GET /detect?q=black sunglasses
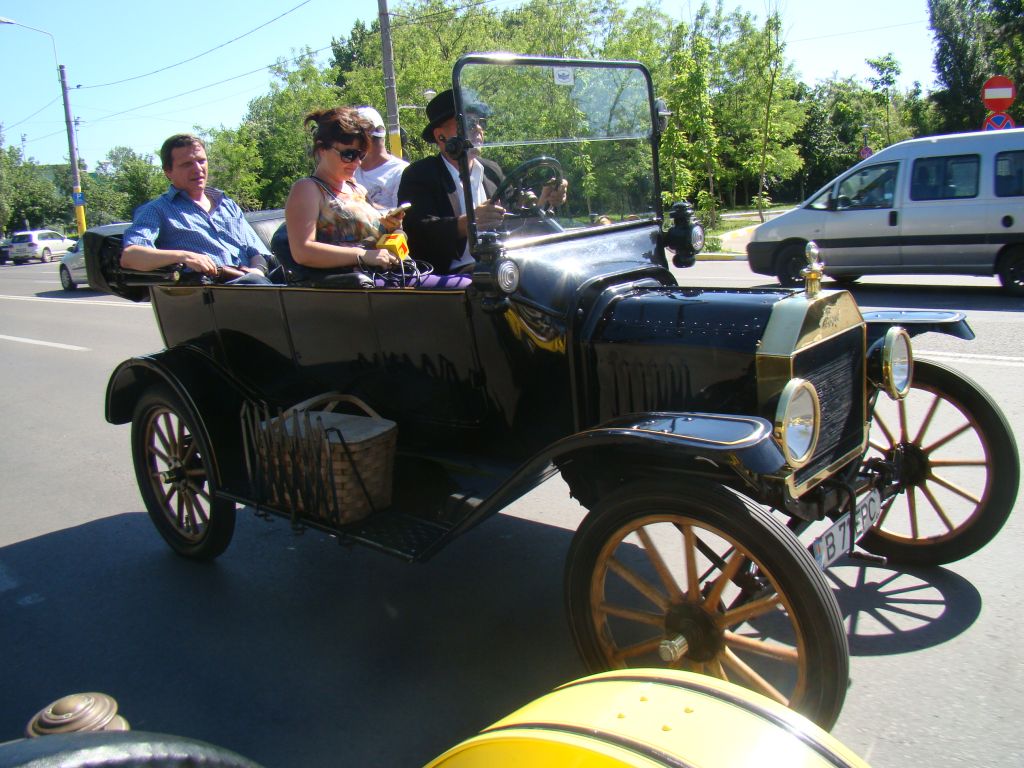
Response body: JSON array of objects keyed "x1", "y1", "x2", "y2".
[{"x1": 334, "y1": 147, "x2": 367, "y2": 163}]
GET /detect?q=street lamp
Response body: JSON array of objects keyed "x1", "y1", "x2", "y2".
[{"x1": 0, "y1": 17, "x2": 87, "y2": 236}]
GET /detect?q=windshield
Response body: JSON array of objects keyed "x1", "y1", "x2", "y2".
[{"x1": 455, "y1": 57, "x2": 658, "y2": 248}]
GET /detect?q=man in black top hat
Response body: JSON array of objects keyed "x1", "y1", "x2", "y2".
[{"x1": 396, "y1": 89, "x2": 508, "y2": 274}]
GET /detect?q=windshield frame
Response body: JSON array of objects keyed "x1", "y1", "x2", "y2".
[{"x1": 451, "y1": 53, "x2": 663, "y2": 260}]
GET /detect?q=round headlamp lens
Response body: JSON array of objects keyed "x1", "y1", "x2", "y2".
[
  {"x1": 882, "y1": 327, "x2": 913, "y2": 399},
  {"x1": 775, "y1": 378, "x2": 820, "y2": 467},
  {"x1": 495, "y1": 258, "x2": 520, "y2": 294},
  {"x1": 690, "y1": 224, "x2": 705, "y2": 252}
]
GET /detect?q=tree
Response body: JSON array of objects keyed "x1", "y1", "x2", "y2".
[
  {"x1": 928, "y1": 0, "x2": 993, "y2": 132},
  {"x1": 866, "y1": 53, "x2": 901, "y2": 144}
]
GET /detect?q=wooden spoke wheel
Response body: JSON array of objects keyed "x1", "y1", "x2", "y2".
[
  {"x1": 861, "y1": 359, "x2": 1018, "y2": 565},
  {"x1": 131, "y1": 386, "x2": 235, "y2": 560},
  {"x1": 565, "y1": 480, "x2": 848, "y2": 729}
]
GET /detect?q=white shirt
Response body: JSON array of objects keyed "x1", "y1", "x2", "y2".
[
  {"x1": 355, "y1": 156, "x2": 409, "y2": 209},
  {"x1": 443, "y1": 156, "x2": 486, "y2": 271}
]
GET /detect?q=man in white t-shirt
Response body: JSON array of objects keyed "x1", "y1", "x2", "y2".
[{"x1": 354, "y1": 106, "x2": 409, "y2": 209}]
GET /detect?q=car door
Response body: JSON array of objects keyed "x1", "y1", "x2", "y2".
[
  {"x1": 821, "y1": 162, "x2": 902, "y2": 271},
  {"x1": 900, "y1": 153, "x2": 988, "y2": 271}
]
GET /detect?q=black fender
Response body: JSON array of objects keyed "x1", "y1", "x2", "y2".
[
  {"x1": 106, "y1": 346, "x2": 257, "y2": 494},
  {"x1": 439, "y1": 412, "x2": 785, "y2": 549},
  {"x1": 863, "y1": 309, "x2": 975, "y2": 345}
]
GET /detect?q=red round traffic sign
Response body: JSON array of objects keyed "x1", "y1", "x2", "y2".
[
  {"x1": 983, "y1": 112, "x2": 1016, "y2": 131},
  {"x1": 982, "y1": 75, "x2": 1016, "y2": 112}
]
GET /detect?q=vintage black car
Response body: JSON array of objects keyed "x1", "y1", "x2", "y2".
[{"x1": 87, "y1": 54, "x2": 1017, "y2": 730}]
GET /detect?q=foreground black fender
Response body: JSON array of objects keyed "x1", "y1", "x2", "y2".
[
  {"x1": 441, "y1": 412, "x2": 785, "y2": 546},
  {"x1": 106, "y1": 346, "x2": 257, "y2": 494}
]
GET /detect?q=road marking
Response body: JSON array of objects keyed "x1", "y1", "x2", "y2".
[
  {"x1": 917, "y1": 350, "x2": 1024, "y2": 368},
  {"x1": 0, "y1": 294, "x2": 145, "y2": 308},
  {"x1": 0, "y1": 334, "x2": 90, "y2": 352}
]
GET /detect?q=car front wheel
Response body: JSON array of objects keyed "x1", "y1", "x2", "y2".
[
  {"x1": 131, "y1": 386, "x2": 235, "y2": 559},
  {"x1": 860, "y1": 359, "x2": 1018, "y2": 565},
  {"x1": 774, "y1": 242, "x2": 806, "y2": 287},
  {"x1": 565, "y1": 479, "x2": 849, "y2": 729},
  {"x1": 59, "y1": 265, "x2": 76, "y2": 291}
]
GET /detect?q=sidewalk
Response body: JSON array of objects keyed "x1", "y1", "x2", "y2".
[{"x1": 697, "y1": 208, "x2": 793, "y2": 261}]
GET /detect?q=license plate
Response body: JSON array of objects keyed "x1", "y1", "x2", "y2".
[{"x1": 810, "y1": 489, "x2": 882, "y2": 570}]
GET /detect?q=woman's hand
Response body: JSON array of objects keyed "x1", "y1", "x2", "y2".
[
  {"x1": 380, "y1": 210, "x2": 405, "y2": 232},
  {"x1": 361, "y1": 248, "x2": 399, "y2": 271}
]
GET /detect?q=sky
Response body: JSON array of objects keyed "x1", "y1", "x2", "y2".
[{"x1": 0, "y1": 0, "x2": 938, "y2": 168}]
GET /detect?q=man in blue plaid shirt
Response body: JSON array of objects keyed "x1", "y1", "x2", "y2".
[{"x1": 121, "y1": 134, "x2": 272, "y2": 284}]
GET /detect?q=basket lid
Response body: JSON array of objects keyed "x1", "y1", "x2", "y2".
[{"x1": 274, "y1": 411, "x2": 396, "y2": 443}]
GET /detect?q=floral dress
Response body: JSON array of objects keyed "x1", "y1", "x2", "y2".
[{"x1": 308, "y1": 176, "x2": 388, "y2": 247}]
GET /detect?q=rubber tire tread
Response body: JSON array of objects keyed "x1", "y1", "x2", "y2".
[
  {"x1": 564, "y1": 479, "x2": 849, "y2": 729},
  {"x1": 860, "y1": 359, "x2": 1019, "y2": 565},
  {"x1": 131, "y1": 385, "x2": 235, "y2": 560}
]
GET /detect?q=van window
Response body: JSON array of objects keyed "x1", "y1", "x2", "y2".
[
  {"x1": 995, "y1": 151, "x2": 1024, "y2": 197},
  {"x1": 910, "y1": 154, "x2": 979, "y2": 201},
  {"x1": 806, "y1": 187, "x2": 832, "y2": 210},
  {"x1": 836, "y1": 163, "x2": 897, "y2": 210}
]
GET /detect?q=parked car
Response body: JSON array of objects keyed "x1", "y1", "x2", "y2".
[
  {"x1": 87, "y1": 54, "x2": 1017, "y2": 730},
  {"x1": 64, "y1": 211, "x2": 284, "y2": 291},
  {"x1": 747, "y1": 127, "x2": 1024, "y2": 292},
  {"x1": 10, "y1": 229, "x2": 77, "y2": 264},
  {"x1": 0, "y1": 236, "x2": 11, "y2": 264}
]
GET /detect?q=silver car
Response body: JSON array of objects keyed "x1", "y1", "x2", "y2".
[{"x1": 10, "y1": 229, "x2": 77, "y2": 264}]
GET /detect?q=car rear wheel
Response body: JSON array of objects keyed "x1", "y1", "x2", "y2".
[
  {"x1": 40, "y1": 247, "x2": 52, "y2": 263},
  {"x1": 59, "y1": 265, "x2": 77, "y2": 291},
  {"x1": 565, "y1": 480, "x2": 849, "y2": 729},
  {"x1": 774, "y1": 242, "x2": 806, "y2": 287},
  {"x1": 860, "y1": 360, "x2": 1018, "y2": 565},
  {"x1": 131, "y1": 386, "x2": 235, "y2": 560}
]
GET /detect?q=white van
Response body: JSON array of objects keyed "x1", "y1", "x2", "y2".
[{"x1": 746, "y1": 128, "x2": 1024, "y2": 294}]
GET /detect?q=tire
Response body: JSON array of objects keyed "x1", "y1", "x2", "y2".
[
  {"x1": 831, "y1": 274, "x2": 861, "y2": 286},
  {"x1": 131, "y1": 386, "x2": 235, "y2": 560},
  {"x1": 860, "y1": 359, "x2": 1019, "y2": 565},
  {"x1": 60, "y1": 264, "x2": 77, "y2": 291},
  {"x1": 40, "y1": 247, "x2": 52, "y2": 263},
  {"x1": 998, "y1": 246, "x2": 1024, "y2": 296},
  {"x1": 565, "y1": 480, "x2": 849, "y2": 729},
  {"x1": 774, "y1": 242, "x2": 806, "y2": 287}
]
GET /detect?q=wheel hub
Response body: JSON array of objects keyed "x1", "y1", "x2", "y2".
[
  {"x1": 665, "y1": 602, "x2": 724, "y2": 662},
  {"x1": 893, "y1": 442, "x2": 929, "y2": 487}
]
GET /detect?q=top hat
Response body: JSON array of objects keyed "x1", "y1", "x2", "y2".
[{"x1": 420, "y1": 89, "x2": 490, "y2": 143}]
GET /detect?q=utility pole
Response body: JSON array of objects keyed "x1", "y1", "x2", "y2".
[
  {"x1": 377, "y1": 0, "x2": 403, "y2": 159},
  {"x1": 1, "y1": 17, "x2": 87, "y2": 236}
]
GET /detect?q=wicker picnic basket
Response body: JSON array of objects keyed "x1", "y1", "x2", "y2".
[{"x1": 242, "y1": 393, "x2": 397, "y2": 526}]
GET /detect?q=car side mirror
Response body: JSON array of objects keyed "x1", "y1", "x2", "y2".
[{"x1": 661, "y1": 201, "x2": 705, "y2": 268}]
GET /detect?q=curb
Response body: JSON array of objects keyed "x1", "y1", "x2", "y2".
[{"x1": 697, "y1": 252, "x2": 747, "y2": 261}]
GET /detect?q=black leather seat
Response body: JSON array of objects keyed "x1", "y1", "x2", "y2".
[{"x1": 270, "y1": 222, "x2": 373, "y2": 289}]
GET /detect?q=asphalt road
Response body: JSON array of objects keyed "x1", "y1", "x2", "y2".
[{"x1": 1, "y1": 259, "x2": 1021, "y2": 766}]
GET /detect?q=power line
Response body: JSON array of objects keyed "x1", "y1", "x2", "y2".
[
  {"x1": 85, "y1": 45, "x2": 334, "y2": 126},
  {"x1": 76, "y1": 0, "x2": 313, "y2": 89},
  {"x1": 3, "y1": 95, "x2": 60, "y2": 130},
  {"x1": 788, "y1": 19, "x2": 928, "y2": 44}
]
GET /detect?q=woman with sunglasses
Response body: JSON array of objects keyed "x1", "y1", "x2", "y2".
[{"x1": 285, "y1": 107, "x2": 406, "y2": 274}]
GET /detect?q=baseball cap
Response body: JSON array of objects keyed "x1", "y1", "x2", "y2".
[{"x1": 356, "y1": 106, "x2": 386, "y2": 138}]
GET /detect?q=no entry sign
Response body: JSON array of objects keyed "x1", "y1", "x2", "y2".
[{"x1": 982, "y1": 76, "x2": 1016, "y2": 113}]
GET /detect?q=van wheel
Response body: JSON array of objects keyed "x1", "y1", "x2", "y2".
[
  {"x1": 998, "y1": 247, "x2": 1024, "y2": 296},
  {"x1": 831, "y1": 274, "x2": 860, "y2": 286},
  {"x1": 774, "y1": 243, "x2": 806, "y2": 287}
]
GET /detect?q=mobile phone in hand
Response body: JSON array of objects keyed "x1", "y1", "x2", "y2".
[{"x1": 386, "y1": 202, "x2": 412, "y2": 217}]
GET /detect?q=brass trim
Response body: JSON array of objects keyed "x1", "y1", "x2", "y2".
[
  {"x1": 774, "y1": 379, "x2": 820, "y2": 469},
  {"x1": 881, "y1": 326, "x2": 913, "y2": 400}
]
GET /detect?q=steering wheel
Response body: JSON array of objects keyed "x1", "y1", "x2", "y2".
[{"x1": 488, "y1": 156, "x2": 565, "y2": 235}]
